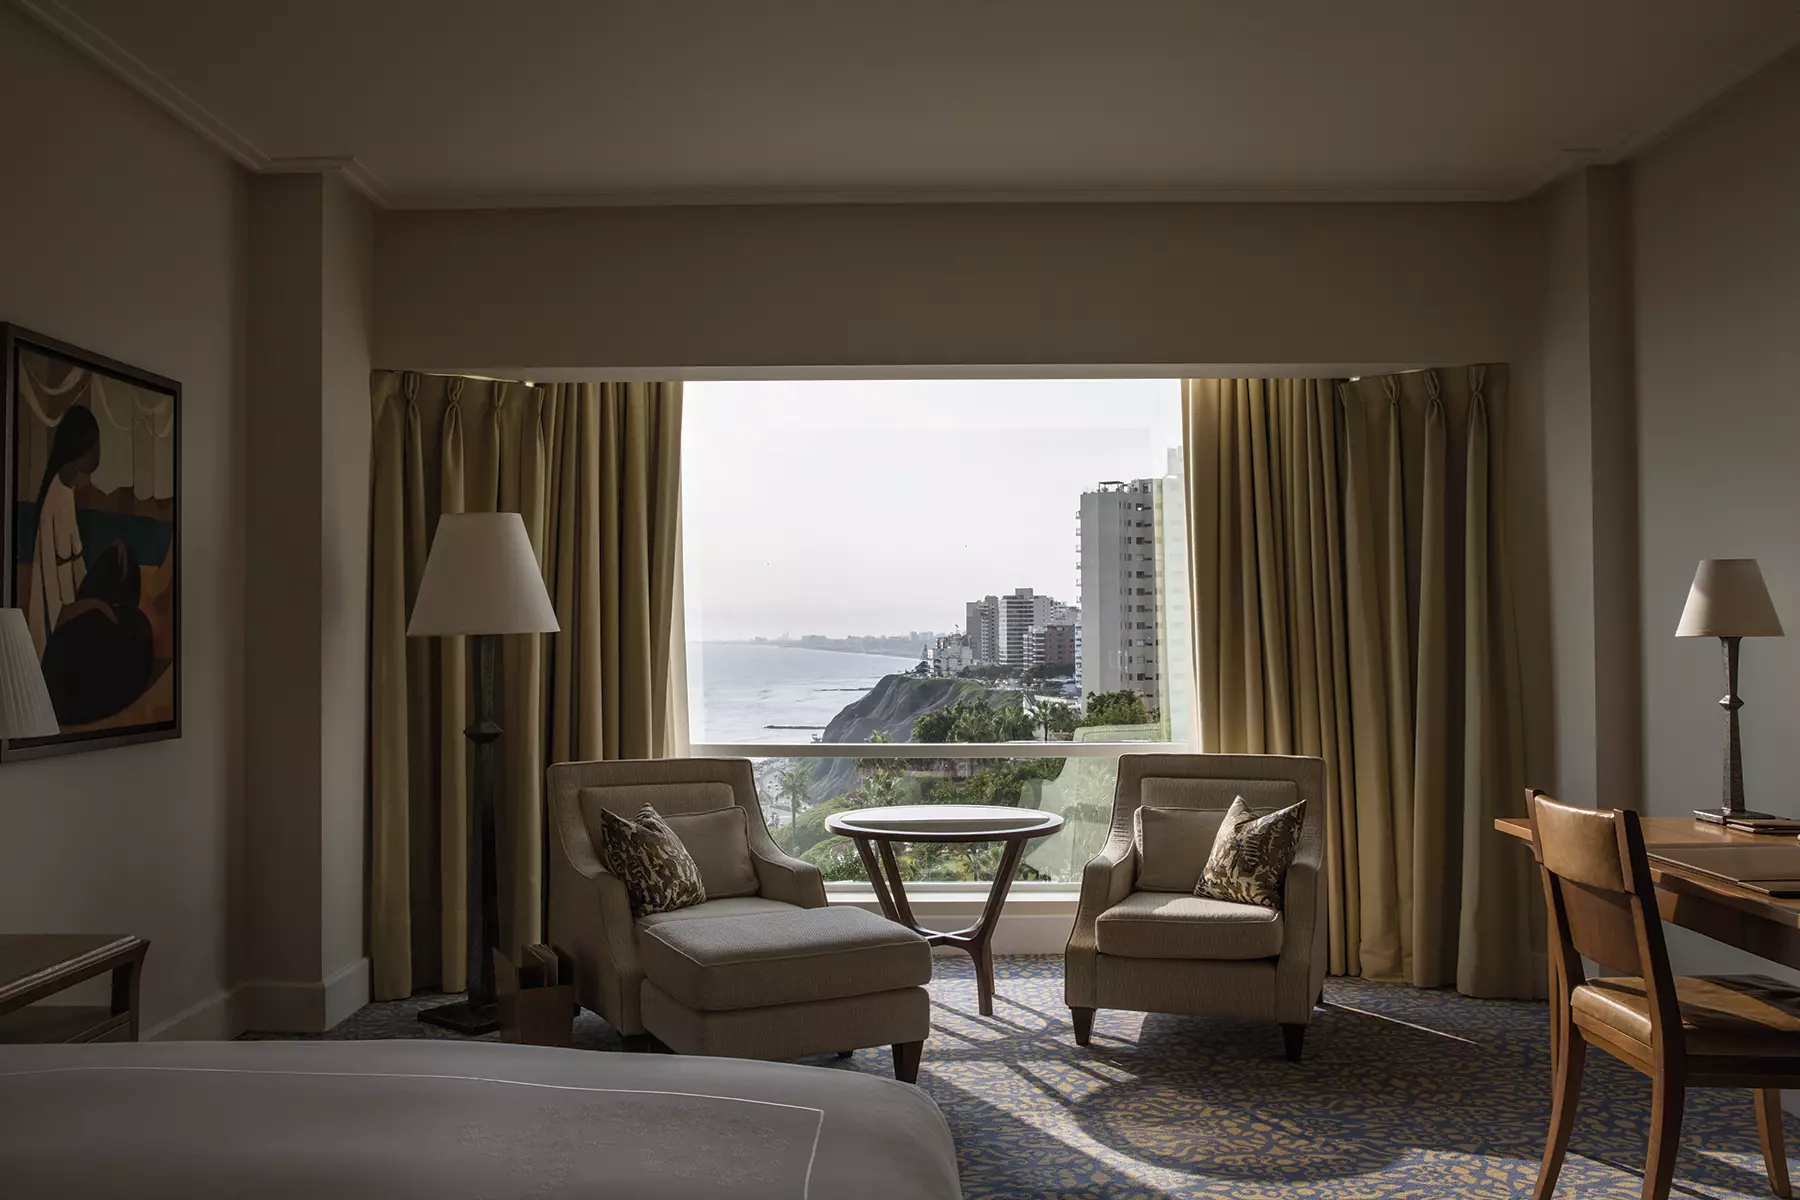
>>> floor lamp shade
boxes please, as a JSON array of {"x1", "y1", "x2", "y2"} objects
[
  {"x1": 404, "y1": 512, "x2": 557, "y2": 1034},
  {"x1": 0, "y1": 608, "x2": 57, "y2": 740},
  {"x1": 408, "y1": 512, "x2": 560, "y2": 637},
  {"x1": 1676, "y1": 558, "x2": 1784, "y2": 822}
]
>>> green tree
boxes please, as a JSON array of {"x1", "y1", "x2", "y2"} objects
[
  {"x1": 1080, "y1": 689, "x2": 1154, "y2": 729},
  {"x1": 1038, "y1": 701, "x2": 1078, "y2": 740},
  {"x1": 1023, "y1": 661, "x2": 1078, "y2": 686},
  {"x1": 774, "y1": 757, "x2": 817, "y2": 852},
  {"x1": 912, "y1": 696, "x2": 1038, "y2": 743}
]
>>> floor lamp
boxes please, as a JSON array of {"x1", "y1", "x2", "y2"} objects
[
  {"x1": 0, "y1": 607, "x2": 60, "y2": 747},
  {"x1": 407, "y1": 512, "x2": 560, "y2": 1034}
]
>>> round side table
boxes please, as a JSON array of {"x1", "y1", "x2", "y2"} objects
[{"x1": 824, "y1": 804, "x2": 1065, "y2": 1017}]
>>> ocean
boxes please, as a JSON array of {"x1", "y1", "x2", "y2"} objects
[{"x1": 687, "y1": 641, "x2": 921, "y2": 745}]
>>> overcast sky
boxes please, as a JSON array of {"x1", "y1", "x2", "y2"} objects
[{"x1": 683, "y1": 379, "x2": 1183, "y2": 641}]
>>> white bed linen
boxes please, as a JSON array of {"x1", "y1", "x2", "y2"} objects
[{"x1": 0, "y1": 1038, "x2": 959, "y2": 1199}]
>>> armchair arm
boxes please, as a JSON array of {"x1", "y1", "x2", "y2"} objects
[
  {"x1": 547, "y1": 801, "x2": 645, "y2": 1033},
  {"x1": 752, "y1": 847, "x2": 827, "y2": 909},
  {"x1": 1273, "y1": 856, "x2": 1327, "y2": 1025},
  {"x1": 1065, "y1": 835, "x2": 1136, "y2": 1008},
  {"x1": 1072, "y1": 839, "x2": 1136, "y2": 942}
]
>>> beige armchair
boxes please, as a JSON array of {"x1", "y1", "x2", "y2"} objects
[
  {"x1": 1064, "y1": 752, "x2": 1328, "y2": 1061},
  {"x1": 548, "y1": 757, "x2": 932, "y2": 1078}
]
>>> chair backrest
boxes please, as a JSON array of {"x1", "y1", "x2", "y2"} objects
[
  {"x1": 1113, "y1": 753, "x2": 1326, "y2": 891},
  {"x1": 1529, "y1": 791, "x2": 1681, "y2": 1046},
  {"x1": 546, "y1": 758, "x2": 786, "y2": 898}
]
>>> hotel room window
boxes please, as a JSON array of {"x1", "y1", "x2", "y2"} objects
[{"x1": 681, "y1": 379, "x2": 1195, "y2": 889}]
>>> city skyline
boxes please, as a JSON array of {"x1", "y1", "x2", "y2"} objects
[{"x1": 681, "y1": 378, "x2": 1183, "y2": 641}]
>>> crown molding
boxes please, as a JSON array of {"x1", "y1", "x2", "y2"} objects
[
  {"x1": 384, "y1": 183, "x2": 1512, "y2": 211},
  {"x1": 264, "y1": 156, "x2": 394, "y2": 207},
  {"x1": 14, "y1": 0, "x2": 390, "y2": 207}
]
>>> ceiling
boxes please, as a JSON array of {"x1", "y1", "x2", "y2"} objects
[{"x1": 26, "y1": 0, "x2": 1800, "y2": 208}]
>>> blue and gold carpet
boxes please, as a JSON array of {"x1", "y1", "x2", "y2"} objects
[{"x1": 263, "y1": 956, "x2": 1797, "y2": 1199}]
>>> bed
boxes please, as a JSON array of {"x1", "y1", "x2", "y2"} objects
[{"x1": 0, "y1": 1038, "x2": 960, "y2": 1199}]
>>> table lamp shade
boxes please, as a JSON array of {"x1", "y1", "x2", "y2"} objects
[
  {"x1": 407, "y1": 512, "x2": 560, "y2": 637},
  {"x1": 1675, "y1": 558, "x2": 1784, "y2": 638},
  {"x1": 0, "y1": 608, "x2": 58, "y2": 739}
]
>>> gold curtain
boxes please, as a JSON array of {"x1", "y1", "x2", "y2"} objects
[
  {"x1": 368, "y1": 372, "x2": 685, "y2": 1001},
  {"x1": 1183, "y1": 368, "x2": 1541, "y2": 998}
]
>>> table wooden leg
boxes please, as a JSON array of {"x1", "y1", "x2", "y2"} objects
[
  {"x1": 111, "y1": 945, "x2": 145, "y2": 1041},
  {"x1": 967, "y1": 838, "x2": 1028, "y2": 1017},
  {"x1": 852, "y1": 836, "x2": 901, "y2": 923},
  {"x1": 876, "y1": 840, "x2": 919, "y2": 930}
]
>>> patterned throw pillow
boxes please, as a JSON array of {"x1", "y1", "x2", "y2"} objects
[
  {"x1": 1196, "y1": 796, "x2": 1306, "y2": 910},
  {"x1": 594, "y1": 804, "x2": 707, "y2": 917}
]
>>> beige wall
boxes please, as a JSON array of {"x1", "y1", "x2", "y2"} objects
[
  {"x1": 319, "y1": 176, "x2": 373, "y2": 993},
  {"x1": 1632, "y1": 53, "x2": 1800, "y2": 970},
  {"x1": 0, "y1": 7, "x2": 247, "y2": 1038},
  {"x1": 242, "y1": 173, "x2": 373, "y2": 1031},
  {"x1": 1504, "y1": 167, "x2": 1642, "y2": 810},
  {"x1": 375, "y1": 201, "x2": 1515, "y2": 374}
]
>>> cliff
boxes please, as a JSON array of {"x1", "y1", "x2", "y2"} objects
[
  {"x1": 821, "y1": 674, "x2": 992, "y2": 744},
  {"x1": 809, "y1": 674, "x2": 1015, "y2": 800}
]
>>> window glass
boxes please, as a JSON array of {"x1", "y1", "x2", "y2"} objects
[{"x1": 682, "y1": 379, "x2": 1193, "y2": 883}]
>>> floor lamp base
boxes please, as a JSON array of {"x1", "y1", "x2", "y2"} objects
[
  {"x1": 417, "y1": 998, "x2": 500, "y2": 1036},
  {"x1": 1694, "y1": 807, "x2": 1780, "y2": 825}
]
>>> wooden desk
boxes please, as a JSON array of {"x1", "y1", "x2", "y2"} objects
[
  {"x1": 1496, "y1": 816, "x2": 1800, "y2": 969},
  {"x1": 0, "y1": 935, "x2": 148, "y2": 1043}
]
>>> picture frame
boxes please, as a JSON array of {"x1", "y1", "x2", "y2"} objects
[{"x1": 0, "y1": 325, "x2": 180, "y2": 760}]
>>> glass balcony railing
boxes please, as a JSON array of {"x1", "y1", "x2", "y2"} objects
[{"x1": 691, "y1": 729, "x2": 1183, "y2": 887}]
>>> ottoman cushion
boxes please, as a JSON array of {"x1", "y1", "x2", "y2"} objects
[{"x1": 639, "y1": 906, "x2": 931, "y2": 1012}]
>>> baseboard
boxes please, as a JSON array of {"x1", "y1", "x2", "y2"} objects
[
  {"x1": 321, "y1": 957, "x2": 371, "y2": 1029},
  {"x1": 145, "y1": 986, "x2": 243, "y2": 1041},
  {"x1": 239, "y1": 957, "x2": 371, "y2": 1034},
  {"x1": 831, "y1": 895, "x2": 1075, "y2": 955}
]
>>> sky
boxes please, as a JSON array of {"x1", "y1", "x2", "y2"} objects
[{"x1": 682, "y1": 379, "x2": 1183, "y2": 641}]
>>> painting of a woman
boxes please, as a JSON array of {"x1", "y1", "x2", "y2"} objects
[
  {"x1": 3, "y1": 325, "x2": 179, "y2": 758},
  {"x1": 25, "y1": 405, "x2": 98, "y2": 655}
]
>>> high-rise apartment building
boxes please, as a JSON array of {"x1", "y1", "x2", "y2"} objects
[
  {"x1": 997, "y1": 587, "x2": 1056, "y2": 667},
  {"x1": 965, "y1": 596, "x2": 999, "y2": 663},
  {"x1": 1079, "y1": 479, "x2": 1162, "y2": 701}
]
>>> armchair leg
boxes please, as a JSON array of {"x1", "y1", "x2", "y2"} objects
[
  {"x1": 835, "y1": 1049, "x2": 855, "y2": 1060},
  {"x1": 1281, "y1": 1022, "x2": 1306, "y2": 1063},
  {"x1": 1070, "y1": 1006, "x2": 1095, "y2": 1047},
  {"x1": 892, "y1": 1040, "x2": 923, "y2": 1084}
]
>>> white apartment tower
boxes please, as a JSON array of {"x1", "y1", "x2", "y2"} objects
[
  {"x1": 1079, "y1": 479, "x2": 1161, "y2": 701},
  {"x1": 964, "y1": 596, "x2": 1000, "y2": 664},
  {"x1": 997, "y1": 587, "x2": 1056, "y2": 667}
]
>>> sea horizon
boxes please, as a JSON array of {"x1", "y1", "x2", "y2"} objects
[{"x1": 686, "y1": 640, "x2": 921, "y2": 745}]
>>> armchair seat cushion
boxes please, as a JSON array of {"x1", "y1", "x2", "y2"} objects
[
  {"x1": 637, "y1": 896, "x2": 800, "y2": 928},
  {"x1": 638, "y1": 905, "x2": 931, "y2": 1012},
  {"x1": 1095, "y1": 890, "x2": 1284, "y2": 960}
]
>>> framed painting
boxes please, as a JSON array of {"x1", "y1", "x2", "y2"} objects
[{"x1": 0, "y1": 326, "x2": 179, "y2": 759}]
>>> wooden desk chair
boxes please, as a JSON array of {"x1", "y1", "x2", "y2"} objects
[{"x1": 1529, "y1": 792, "x2": 1800, "y2": 1200}]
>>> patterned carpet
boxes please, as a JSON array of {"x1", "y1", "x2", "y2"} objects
[{"x1": 251, "y1": 956, "x2": 1798, "y2": 1199}]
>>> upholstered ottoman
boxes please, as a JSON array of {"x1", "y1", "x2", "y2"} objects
[{"x1": 637, "y1": 905, "x2": 933, "y2": 1081}]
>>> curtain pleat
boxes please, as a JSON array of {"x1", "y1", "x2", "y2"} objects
[
  {"x1": 367, "y1": 372, "x2": 684, "y2": 1000},
  {"x1": 1184, "y1": 367, "x2": 1541, "y2": 998}
]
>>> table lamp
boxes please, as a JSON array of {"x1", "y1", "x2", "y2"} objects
[
  {"x1": 1676, "y1": 558, "x2": 1784, "y2": 823},
  {"x1": 0, "y1": 607, "x2": 59, "y2": 743},
  {"x1": 407, "y1": 512, "x2": 559, "y2": 1033}
]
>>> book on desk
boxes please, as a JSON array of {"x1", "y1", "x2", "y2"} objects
[{"x1": 1649, "y1": 843, "x2": 1800, "y2": 898}]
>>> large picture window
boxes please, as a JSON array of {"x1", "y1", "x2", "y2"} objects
[{"x1": 682, "y1": 379, "x2": 1194, "y2": 888}]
